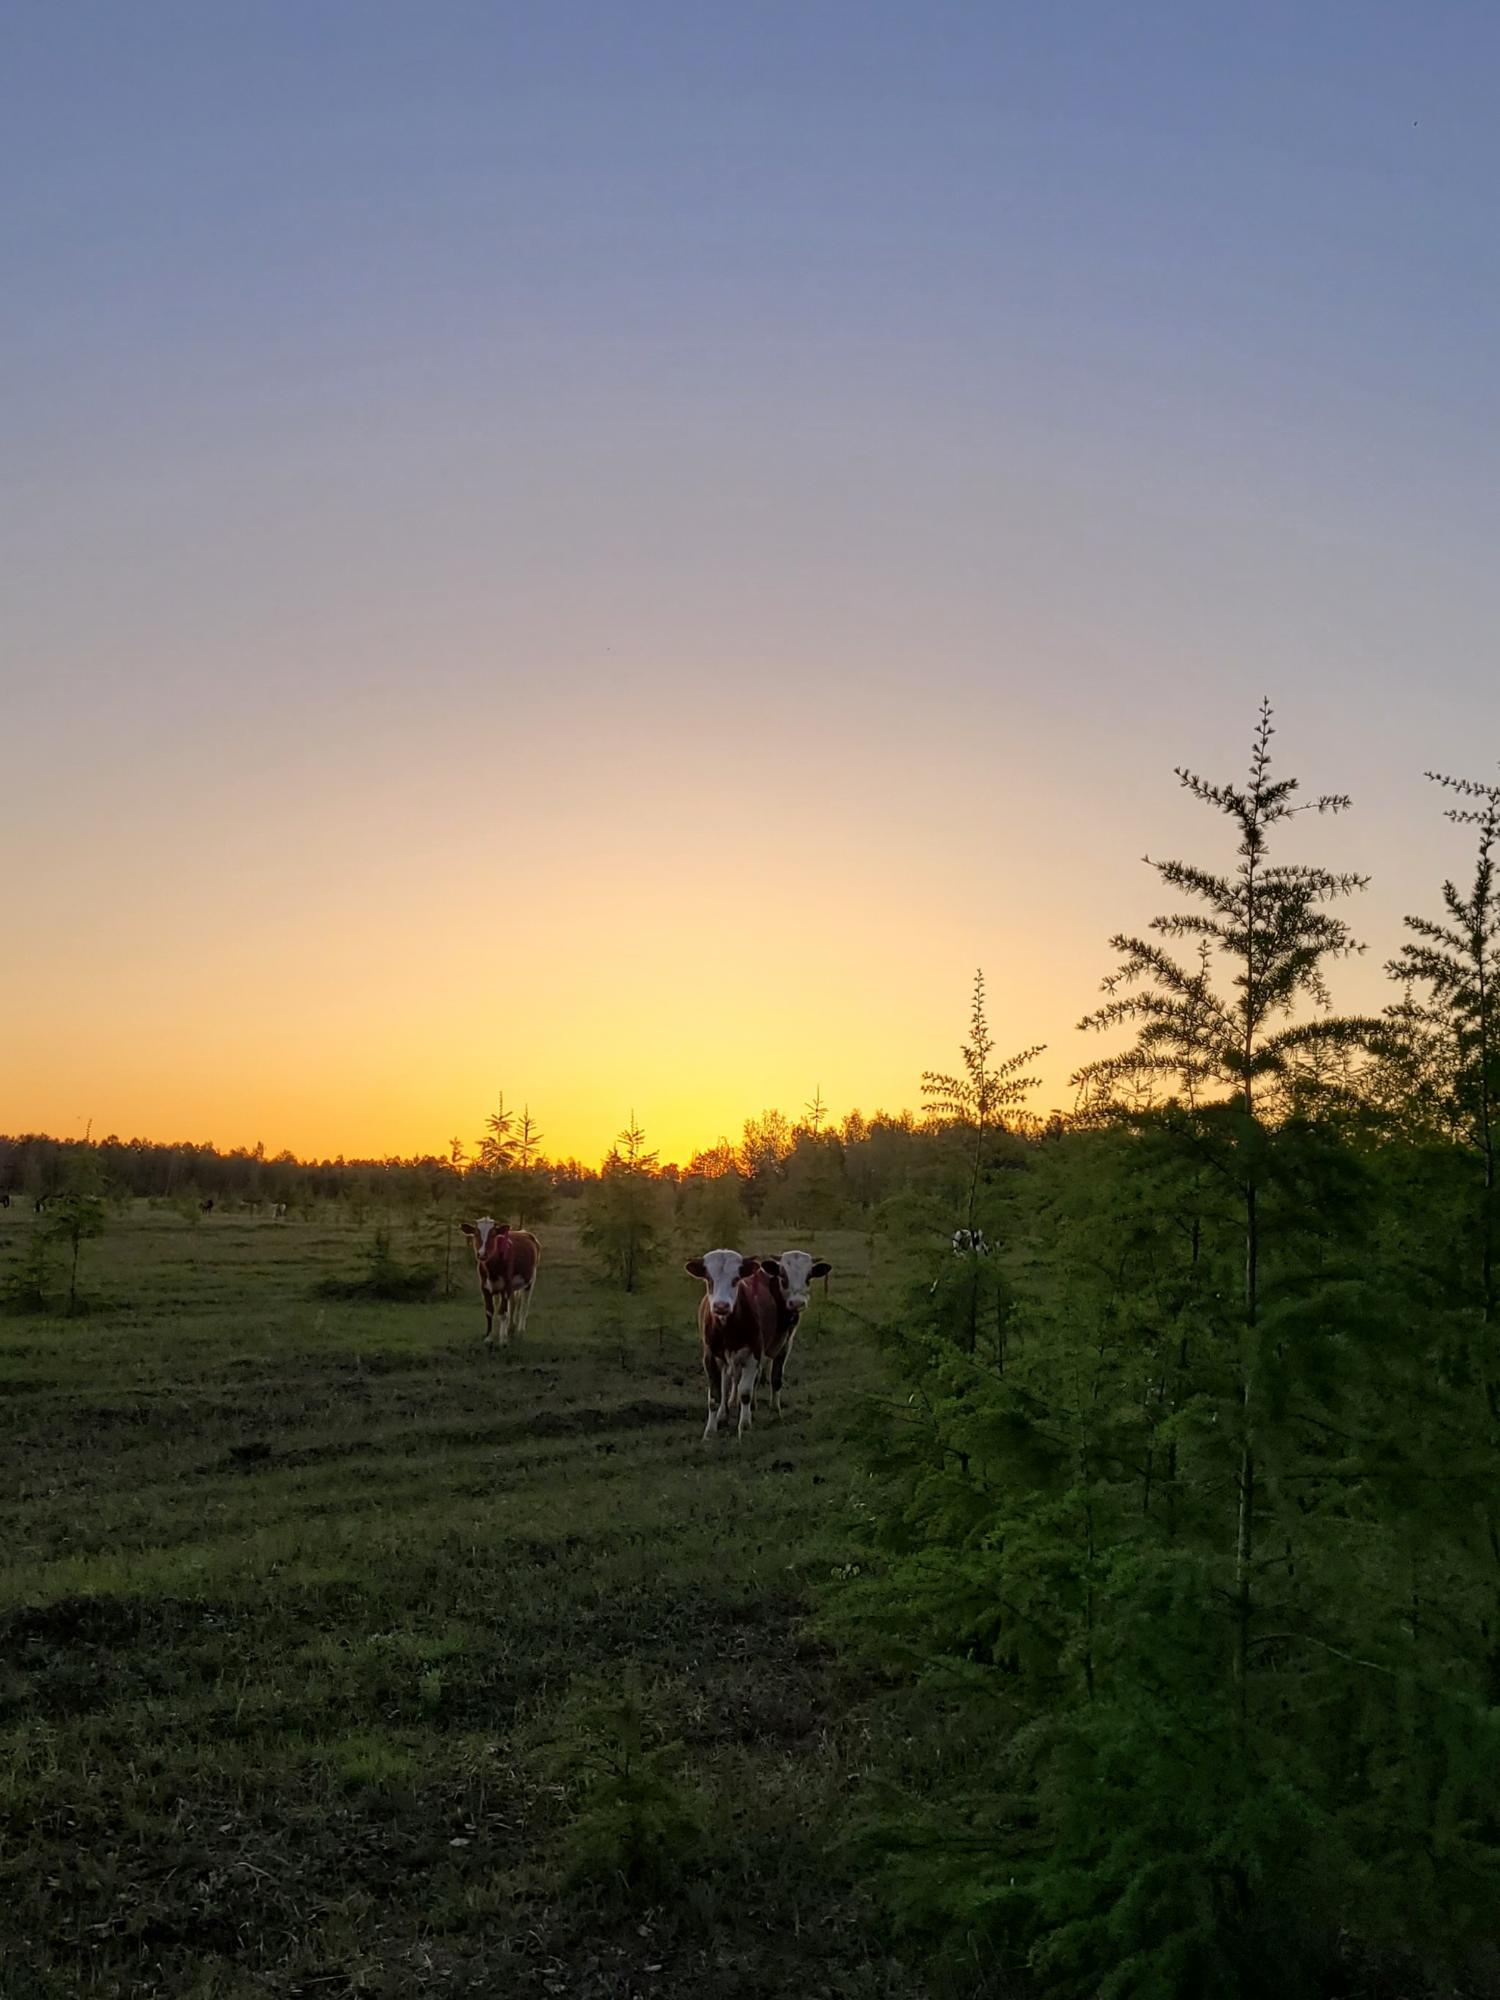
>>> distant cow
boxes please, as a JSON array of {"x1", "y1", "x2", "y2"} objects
[
  {"x1": 34, "y1": 1196, "x2": 50, "y2": 1214},
  {"x1": 201, "y1": 1198, "x2": 215, "y2": 1214},
  {"x1": 684, "y1": 1248, "x2": 780, "y2": 1439},
  {"x1": 0, "y1": 1193, "x2": 9, "y2": 1209},
  {"x1": 460, "y1": 1217, "x2": 540, "y2": 1346},
  {"x1": 758, "y1": 1250, "x2": 832, "y2": 1416},
  {"x1": 272, "y1": 1202, "x2": 288, "y2": 1222},
  {"x1": 952, "y1": 1227, "x2": 989, "y2": 1256}
]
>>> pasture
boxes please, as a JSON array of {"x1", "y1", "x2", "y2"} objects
[{"x1": 0, "y1": 1204, "x2": 924, "y2": 2000}]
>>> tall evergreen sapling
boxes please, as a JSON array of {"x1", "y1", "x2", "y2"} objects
[
  {"x1": 922, "y1": 968, "x2": 1045, "y2": 1236},
  {"x1": 1075, "y1": 699, "x2": 1375, "y2": 1711},
  {"x1": 582, "y1": 1113, "x2": 663, "y2": 1292},
  {"x1": 920, "y1": 968, "x2": 1042, "y2": 1355},
  {"x1": 45, "y1": 1151, "x2": 109, "y2": 1316}
]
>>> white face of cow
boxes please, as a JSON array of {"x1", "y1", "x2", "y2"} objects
[
  {"x1": 462, "y1": 1216, "x2": 499, "y2": 1256},
  {"x1": 685, "y1": 1247, "x2": 753, "y2": 1322},
  {"x1": 774, "y1": 1250, "x2": 832, "y2": 1315}
]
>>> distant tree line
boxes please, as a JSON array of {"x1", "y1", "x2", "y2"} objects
[{"x1": 0, "y1": 1094, "x2": 1009, "y2": 1238}]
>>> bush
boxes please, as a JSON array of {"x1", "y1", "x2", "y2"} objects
[
  {"x1": 541, "y1": 1683, "x2": 705, "y2": 1896},
  {"x1": 314, "y1": 1226, "x2": 437, "y2": 1302},
  {"x1": 581, "y1": 1170, "x2": 667, "y2": 1293},
  {"x1": 44, "y1": 1186, "x2": 107, "y2": 1314},
  {"x1": 0, "y1": 1231, "x2": 53, "y2": 1315}
]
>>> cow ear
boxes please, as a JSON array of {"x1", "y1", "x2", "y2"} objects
[
  {"x1": 756, "y1": 1256, "x2": 784, "y2": 1282},
  {"x1": 810, "y1": 1260, "x2": 832, "y2": 1279},
  {"x1": 460, "y1": 1222, "x2": 476, "y2": 1238},
  {"x1": 684, "y1": 1258, "x2": 708, "y2": 1278}
]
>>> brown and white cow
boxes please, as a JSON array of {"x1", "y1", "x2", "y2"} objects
[
  {"x1": 460, "y1": 1216, "x2": 540, "y2": 1347},
  {"x1": 758, "y1": 1250, "x2": 832, "y2": 1416},
  {"x1": 684, "y1": 1248, "x2": 780, "y2": 1439}
]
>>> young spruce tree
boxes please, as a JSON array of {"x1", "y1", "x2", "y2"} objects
[{"x1": 1075, "y1": 699, "x2": 1374, "y2": 1711}]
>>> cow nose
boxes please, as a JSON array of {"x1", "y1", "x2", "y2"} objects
[{"x1": 712, "y1": 1301, "x2": 732, "y2": 1319}]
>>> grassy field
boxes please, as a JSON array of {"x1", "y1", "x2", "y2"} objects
[{"x1": 0, "y1": 1203, "x2": 930, "y2": 2000}]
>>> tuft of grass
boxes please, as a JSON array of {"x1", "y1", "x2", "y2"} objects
[{"x1": 323, "y1": 1728, "x2": 421, "y2": 1789}]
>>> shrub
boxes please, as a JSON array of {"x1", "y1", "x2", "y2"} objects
[
  {"x1": 0, "y1": 1231, "x2": 53, "y2": 1315},
  {"x1": 314, "y1": 1226, "x2": 438, "y2": 1302},
  {"x1": 541, "y1": 1683, "x2": 705, "y2": 1896}
]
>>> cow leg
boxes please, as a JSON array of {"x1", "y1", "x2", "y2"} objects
[
  {"x1": 512, "y1": 1280, "x2": 532, "y2": 1338},
  {"x1": 703, "y1": 1350, "x2": 723, "y2": 1439},
  {"x1": 494, "y1": 1289, "x2": 512, "y2": 1347},
  {"x1": 776, "y1": 1328, "x2": 798, "y2": 1414},
  {"x1": 770, "y1": 1348, "x2": 786, "y2": 1417},
  {"x1": 736, "y1": 1356, "x2": 759, "y2": 1436},
  {"x1": 481, "y1": 1284, "x2": 495, "y2": 1346}
]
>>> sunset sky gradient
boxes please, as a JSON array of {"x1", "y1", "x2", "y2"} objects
[{"x1": 6, "y1": 3, "x2": 1500, "y2": 1163}]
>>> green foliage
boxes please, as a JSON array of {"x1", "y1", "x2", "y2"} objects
[
  {"x1": 43, "y1": 1156, "x2": 108, "y2": 1316},
  {"x1": 314, "y1": 1226, "x2": 438, "y2": 1302},
  {"x1": 923, "y1": 967, "x2": 1045, "y2": 1237},
  {"x1": 774, "y1": 1129, "x2": 852, "y2": 1231},
  {"x1": 839, "y1": 710, "x2": 1500, "y2": 1998},
  {"x1": 844, "y1": 1113, "x2": 1500, "y2": 1994},
  {"x1": 1074, "y1": 701, "x2": 1375, "y2": 1117},
  {"x1": 470, "y1": 1096, "x2": 555, "y2": 1226},
  {"x1": 676, "y1": 1158, "x2": 746, "y2": 1246},
  {"x1": 1, "y1": 1227, "x2": 54, "y2": 1315},
  {"x1": 581, "y1": 1115, "x2": 665, "y2": 1291},
  {"x1": 540, "y1": 1680, "x2": 705, "y2": 1895},
  {"x1": 1384, "y1": 768, "x2": 1500, "y2": 1329},
  {"x1": 739, "y1": 1108, "x2": 795, "y2": 1217}
]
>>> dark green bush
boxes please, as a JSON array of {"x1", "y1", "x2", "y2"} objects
[{"x1": 314, "y1": 1226, "x2": 437, "y2": 1302}]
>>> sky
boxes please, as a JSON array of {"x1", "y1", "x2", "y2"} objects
[{"x1": 4, "y1": 2, "x2": 1499, "y2": 1165}]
